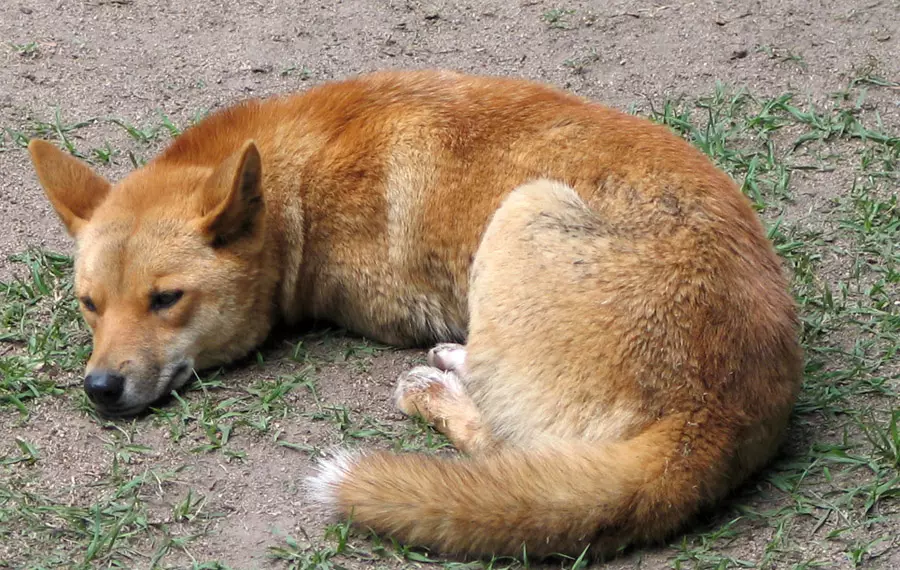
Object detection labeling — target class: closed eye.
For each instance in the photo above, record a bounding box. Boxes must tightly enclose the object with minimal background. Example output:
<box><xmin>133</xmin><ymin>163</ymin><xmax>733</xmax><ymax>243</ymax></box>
<box><xmin>150</xmin><ymin>290</ymin><xmax>184</xmax><ymax>312</ymax></box>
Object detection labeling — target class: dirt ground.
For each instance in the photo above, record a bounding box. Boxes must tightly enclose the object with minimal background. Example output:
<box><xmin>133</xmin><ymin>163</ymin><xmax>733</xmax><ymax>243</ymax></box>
<box><xmin>1</xmin><ymin>1</ymin><xmax>898</xmax><ymax>569</ymax></box>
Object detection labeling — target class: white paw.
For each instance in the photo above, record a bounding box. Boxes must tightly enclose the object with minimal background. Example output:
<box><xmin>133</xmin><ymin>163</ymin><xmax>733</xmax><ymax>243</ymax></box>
<box><xmin>305</xmin><ymin>448</ymin><xmax>362</xmax><ymax>513</ymax></box>
<box><xmin>427</xmin><ymin>343</ymin><xmax>468</xmax><ymax>373</ymax></box>
<box><xmin>394</xmin><ymin>365</ymin><xmax>464</xmax><ymax>415</ymax></box>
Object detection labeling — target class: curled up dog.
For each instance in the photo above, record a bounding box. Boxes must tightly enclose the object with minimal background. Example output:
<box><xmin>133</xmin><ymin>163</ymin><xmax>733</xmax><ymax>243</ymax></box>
<box><xmin>29</xmin><ymin>70</ymin><xmax>803</xmax><ymax>559</ymax></box>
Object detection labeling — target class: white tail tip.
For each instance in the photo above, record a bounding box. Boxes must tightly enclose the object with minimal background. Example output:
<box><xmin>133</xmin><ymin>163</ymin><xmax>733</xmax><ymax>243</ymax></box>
<box><xmin>305</xmin><ymin>448</ymin><xmax>362</xmax><ymax>513</ymax></box>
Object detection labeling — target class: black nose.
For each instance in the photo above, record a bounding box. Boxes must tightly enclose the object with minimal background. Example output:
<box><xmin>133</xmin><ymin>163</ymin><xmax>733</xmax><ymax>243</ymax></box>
<box><xmin>84</xmin><ymin>370</ymin><xmax>126</xmax><ymax>407</ymax></box>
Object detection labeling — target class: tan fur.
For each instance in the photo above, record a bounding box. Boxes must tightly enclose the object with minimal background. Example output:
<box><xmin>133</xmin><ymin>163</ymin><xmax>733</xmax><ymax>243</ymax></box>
<box><xmin>30</xmin><ymin>70</ymin><xmax>801</xmax><ymax>556</ymax></box>
<box><xmin>323</xmin><ymin>179</ymin><xmax>800</xmax><ymax>557</ymax></box>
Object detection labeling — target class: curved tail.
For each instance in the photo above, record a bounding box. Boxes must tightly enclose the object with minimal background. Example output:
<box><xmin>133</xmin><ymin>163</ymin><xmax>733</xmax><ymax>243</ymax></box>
<box><xmin>307</xmin><ymin>414</ymin><xmax>736</xmax><ymax>558</ymax></box>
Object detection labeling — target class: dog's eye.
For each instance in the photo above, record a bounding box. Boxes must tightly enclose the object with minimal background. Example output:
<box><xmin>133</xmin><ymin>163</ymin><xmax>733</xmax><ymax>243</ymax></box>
<box><xmin>150</xmin><ymin>290</ymin><xmax>184</xmax><ymax>312</ymax></box>
<box><xmin>80</xmin><ymin>296</ymin><xmax>97</xmax><ymax>312</ymax></box>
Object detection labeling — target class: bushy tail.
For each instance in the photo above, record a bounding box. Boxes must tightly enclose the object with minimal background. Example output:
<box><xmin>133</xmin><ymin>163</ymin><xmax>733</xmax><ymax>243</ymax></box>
<box><xmin>307</xmin><ymin>415</ymin><xmax>733</xmax><ymax>558</ymax></box>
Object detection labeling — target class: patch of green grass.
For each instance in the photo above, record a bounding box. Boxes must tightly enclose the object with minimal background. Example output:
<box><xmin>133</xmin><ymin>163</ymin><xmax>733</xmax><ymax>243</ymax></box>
<box><xmin>0</xmin><ymin>414</ymin><xmax>240</xmax><ymax>568</ymax></box>
<box><xmin>268</xmin><ymin>520</ymin><xmax>354</xmax><ymax>569</ymax></box>
<box><xmin>2</xmin><ymin>110</ymin><xmax>97</xmax><ymax>157</ymax></box>
<box><xmin>1</xmin><ymin>438</ymin><xmax>40</xmax><ymax>466</ymax></box>
<box><xmin>108</xmin><ymin>117</ymin><xmax>164</xmax><ymax>144</ymax></box>
<box><xmin>756</xmin><ymin>45</ymin><xmax>808</xmax><ymax>69</ymax></box>
<box><xmin>858</xmin><ymin>409</ymin><xmax>900</xmax><ymax>470</ymax></box>
<box><xmin>269</xmin><ymin>519</ymin><xmax>521</xmax><ymax>570</ymax></box>
<box><xmin>1</xmin><ymin>109</ymin><xmax>208</xmax><ymax>164</ymax></box>
<box><xmin>305</xmin><ymin>402</ymin><xmax>449</xmax><ymax>453</ymax></box>
<box><xmin>541</xmin><ymin>8</ymin><xmax>575</xmax><ymax>29</ymax></box>
<box><xmin>649</xmin><ymin>86</ymin><xmax>790</xmax><ymax>210</ymax></box>
<box><xmin>90</xmin><ymin>141</ymin><xmax>119</xmax><ymax>165</ymax></box>
<box><xmin>149</xmin><ymin>368</ymin><xmax>318</xmax><ymax>456</ymax></box>
<box><xmin>8</xmin><ymin>41</ymin><xmax>40</xmax><ymax>58</ymax></box>
<box><xmin>281</xmin><ymin>65</ymin><xmax>313</xmax><ymax>79</ymax></box>
<box><xmin>562</xmin><ymin>50</ymin><xmax>599</xmax><ymax>75</ymax></box>
<box><xmin>109</xmin><ymin>109</ymin><xmax>206</xmax><ymax>146</ymax></box>
<box><xmin>0</xmin><ymin>464</ymin><xmax>199</xmax><ymax>568</ymax></box>
<box><xmin>670</xmin><ymin>518</ymin><xmax>755</xmax><ymax>569</ymax></box>
<box><xmin>285</xmin><ymin>332</ymin><xmax>391</xmax><ymax>370</ymax></box>
<box><xmin>1</xmin><ymin>249</ymin><xmax>89</xmax><ymax>416</ymax></box>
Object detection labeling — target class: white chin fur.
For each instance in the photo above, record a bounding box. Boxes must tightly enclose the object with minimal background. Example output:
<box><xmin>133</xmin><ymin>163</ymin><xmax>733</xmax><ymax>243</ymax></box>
<box><xmin>167</xmin><ymin>358</ymin><xmax>195</xmax><ymax>390</ymax></box>
<box><xmin>305</xmin><ymin>448</ymin><xmax>362</xmax><ymax>513</ymax></box>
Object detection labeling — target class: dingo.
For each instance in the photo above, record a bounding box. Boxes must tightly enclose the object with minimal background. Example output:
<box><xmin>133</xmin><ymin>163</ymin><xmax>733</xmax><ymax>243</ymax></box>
<box><xmin>30</xmin><ymin>70</ymin><xmax>801</xmax><ymax>558</ymax></box>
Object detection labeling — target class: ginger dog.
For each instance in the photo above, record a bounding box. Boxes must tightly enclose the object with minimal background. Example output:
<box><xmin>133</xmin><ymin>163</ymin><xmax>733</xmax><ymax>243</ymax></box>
<box><xmin>29</xmin><ymin>70</ymin><xmax>801</xmax><ymax>557</ymax></box>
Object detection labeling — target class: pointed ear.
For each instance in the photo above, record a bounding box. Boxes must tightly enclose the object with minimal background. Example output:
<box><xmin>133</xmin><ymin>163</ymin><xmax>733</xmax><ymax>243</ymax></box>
<box><xmin>198</xmin><ymin>140</ymin><xmax>264</xmax><ymax>247</ymax></box>
<box><xmin>28</xmin><ymin>139</ymin><xmax>112</xmax><ymax>237</ymax></box>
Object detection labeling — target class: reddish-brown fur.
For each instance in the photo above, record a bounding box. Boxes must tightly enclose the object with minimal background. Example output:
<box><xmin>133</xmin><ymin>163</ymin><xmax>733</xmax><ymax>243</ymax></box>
<box><xmin>30</xmin><ymin>70</ymin><xmax>802</xmax><ymax>557</ymax></box>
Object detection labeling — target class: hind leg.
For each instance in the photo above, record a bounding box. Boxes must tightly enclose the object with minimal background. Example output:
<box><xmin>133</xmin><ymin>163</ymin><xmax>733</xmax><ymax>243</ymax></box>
<box><xmin>395</xmin><ymin>344</ymin><xmax>496</xmax><ymax>455</ymax></box>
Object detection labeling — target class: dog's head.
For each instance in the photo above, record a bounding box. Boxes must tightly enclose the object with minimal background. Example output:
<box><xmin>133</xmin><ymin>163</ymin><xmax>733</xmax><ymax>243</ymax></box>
<box><xmin>28</xmin><ymin>139</ymin><xmax>279</xmax><ymax>416</ymax></box>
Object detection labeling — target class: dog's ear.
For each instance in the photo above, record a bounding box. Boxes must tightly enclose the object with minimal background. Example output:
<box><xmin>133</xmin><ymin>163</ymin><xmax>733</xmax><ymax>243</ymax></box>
<box><xmin>28</xmin><ymin>139</ymin><xmax>112</xmax><ymax>237</ymax></box>
<box><xmin>197</xmin><ymin>140</ymin><xmax>264</xmax><ymax>247</ymax></box>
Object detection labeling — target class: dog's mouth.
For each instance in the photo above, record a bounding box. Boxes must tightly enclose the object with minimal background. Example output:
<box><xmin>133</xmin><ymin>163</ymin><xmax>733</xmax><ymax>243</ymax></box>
<box><xmin>93</xmin><ymin>360</ymin><xmax>196</xmax><ymax>418</ymax></box>
<box><xmin>168</xmin><ymin>360</ymin><xmax>194</xmax><ymax>389</ymax></box>
<box><xmin>96</xmin><ymin>402</ymin><xmax>152</xmax><ymax>418</ymax></box>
